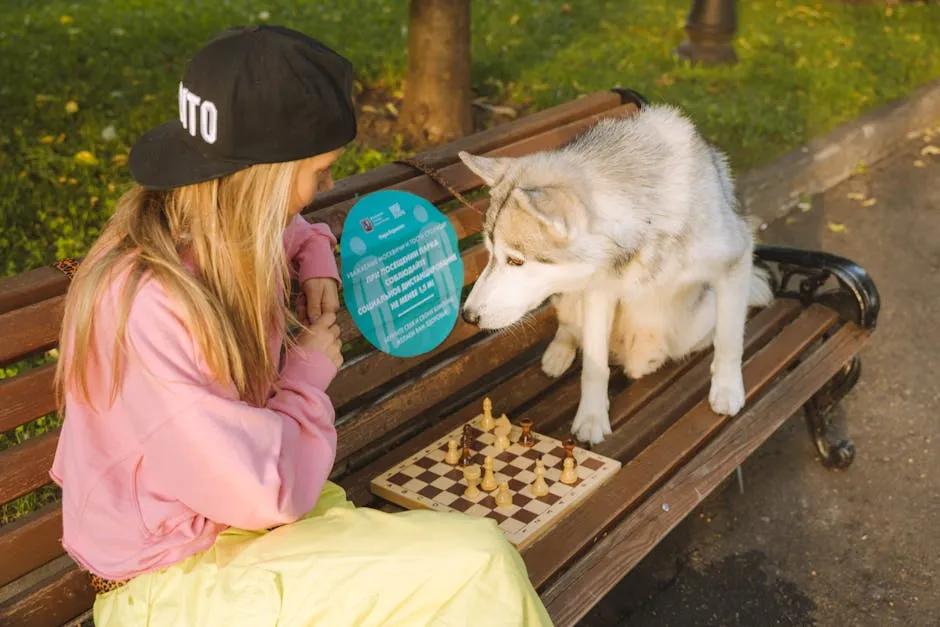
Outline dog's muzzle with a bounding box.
[461,307,480,326]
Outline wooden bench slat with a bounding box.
[0,505,63,589]
[308,103,641,237]
[0,560,93,627]
[0,297,63,366]
[540,322,870,626]
[307,91,625,212]
[592,299,802,462]
[0,431,58,506]
[331,319,480,410]
[351,300,801,514]
[0,92,626,318]
[0,268,69,318]
[0,102,636,365]
[520,304,839,589]
[335,307,556,464]
[0,364,57,435]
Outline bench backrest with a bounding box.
[0,90,642,627]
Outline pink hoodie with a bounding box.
[50,215,341,580]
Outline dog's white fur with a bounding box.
[459,104,774,444]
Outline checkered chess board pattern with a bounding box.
[370,412,621,548]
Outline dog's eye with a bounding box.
[506,256,525,267]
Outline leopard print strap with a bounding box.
[89,573,131,595]
[54,257,81,280]
[395,156,483,214]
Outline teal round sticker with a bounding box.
[340,190,464,358]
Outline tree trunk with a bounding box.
[399,0,472,145]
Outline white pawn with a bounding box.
[531,458,549,497]
[445,439,460,465]
[481,456,498,491]
[495,482,513,508]
[560,457,578,485]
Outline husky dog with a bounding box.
[459,104,774,444]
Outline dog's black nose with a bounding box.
[462,308,480,325]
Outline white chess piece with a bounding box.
[479,397,495,431]
[531,458,549,497]
[463,464,481,499]
[560,457,578,485]
[493,415,511,452]
[445,439,460,465]
[495,482,513,508]
[481,456,498,491]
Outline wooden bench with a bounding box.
[0,89,880,627]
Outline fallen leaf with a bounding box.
[143,94,156,102]
[73,150,99,166]
[64,100,79,114]
[921,145,940,156]
[862,198,877,207]
[785,216,797,225]
[384,102,399,117]
[847,192,866,201]
[40,135,55,144]
[108,183,116,192]
[798,200,812,212]
[510,14,520,25]
[827,222,847,233]
[913,159,926,168]
[562,3,571,14]
[111,154,128,166]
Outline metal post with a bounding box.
[674,0,738,66]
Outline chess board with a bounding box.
[370,408,622,549]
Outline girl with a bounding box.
[51,25,552,627]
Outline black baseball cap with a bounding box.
[129,25,357,189]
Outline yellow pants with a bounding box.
[93,482,553,627]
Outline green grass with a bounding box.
[0,0,938,524]
[1,0,939,278]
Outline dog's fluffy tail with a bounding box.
[749,264,774,308]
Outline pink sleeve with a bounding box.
[283,214,341,284]
[132,284,339,530]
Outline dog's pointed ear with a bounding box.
[459,151,511,187]
[512,187,584,240]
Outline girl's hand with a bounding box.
[299,277,340,325]
[298,312,343,369]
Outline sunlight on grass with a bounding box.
[0,0,937,281]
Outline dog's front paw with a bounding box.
[541,339,576,378]
[571,402,612,445]
[709,371,746,416]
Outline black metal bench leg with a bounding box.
[753,244,880,471]
[802,356,861,469]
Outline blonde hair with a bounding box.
[56,160,301,411]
